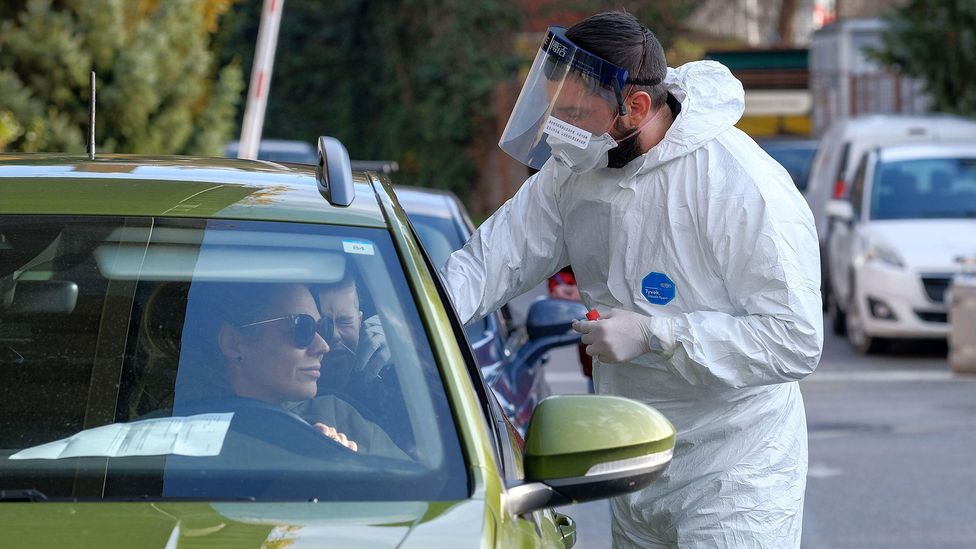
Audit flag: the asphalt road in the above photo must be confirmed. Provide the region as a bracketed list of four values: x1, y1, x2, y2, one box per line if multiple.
[802, 330, 976, 548]
[509, 288, 976, 548]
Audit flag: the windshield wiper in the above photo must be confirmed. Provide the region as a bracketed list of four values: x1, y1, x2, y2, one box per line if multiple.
[0, 489, 49, 502]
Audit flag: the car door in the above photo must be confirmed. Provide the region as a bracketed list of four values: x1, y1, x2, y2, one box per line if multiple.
[482, 376, 574, 548]
[437, 267, 571, 547]
[830, 152, 871, 308]
[404, 214, 571, 547]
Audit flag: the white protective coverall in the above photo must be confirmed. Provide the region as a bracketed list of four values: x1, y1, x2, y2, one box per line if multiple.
[442, 60, 823, 548]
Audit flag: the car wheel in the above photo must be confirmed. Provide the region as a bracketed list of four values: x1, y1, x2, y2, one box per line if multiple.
[828, 286, 846, 336]
[846, 277, 886, 355]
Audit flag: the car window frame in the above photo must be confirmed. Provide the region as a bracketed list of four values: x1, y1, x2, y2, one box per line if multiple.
[402, 219, 513, 479]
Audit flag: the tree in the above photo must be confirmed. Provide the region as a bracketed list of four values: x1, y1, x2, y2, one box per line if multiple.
[220, 0, 520, 200]
[869, 0, 976, 117]
[0, 0, 243, 154]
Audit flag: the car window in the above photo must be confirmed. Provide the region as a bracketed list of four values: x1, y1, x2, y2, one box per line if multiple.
[850, 154, 869, 218]
[762, 143, 816, 192]
[870, 157, 976, 220]
[406, 212, 491, 342]
[0, 215, 466, 502]
[834, 141, 852, 198]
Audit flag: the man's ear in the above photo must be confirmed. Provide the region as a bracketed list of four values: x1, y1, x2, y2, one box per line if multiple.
[218, 323, 244, 360]
[625, 90, 653, 124]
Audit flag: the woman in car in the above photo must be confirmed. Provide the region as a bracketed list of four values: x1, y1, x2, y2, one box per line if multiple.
[176, 282, 404, 456]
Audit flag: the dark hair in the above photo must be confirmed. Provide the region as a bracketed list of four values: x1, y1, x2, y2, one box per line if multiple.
[175, 282, 292, 402]
[315, 272, 357, 300]
[567, 11, 668, 110]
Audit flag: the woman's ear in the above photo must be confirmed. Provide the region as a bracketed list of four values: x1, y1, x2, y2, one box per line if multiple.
[218, 323, 243, 362]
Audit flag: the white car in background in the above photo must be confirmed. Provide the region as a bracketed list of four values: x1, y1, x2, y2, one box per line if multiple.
[826, 142, 976, 353]
[805, 115, 976, 306]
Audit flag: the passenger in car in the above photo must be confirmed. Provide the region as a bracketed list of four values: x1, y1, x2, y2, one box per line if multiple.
[177, 282, 403, 456]
[288, 275, 413, 453]
[308, 273, 392, 397]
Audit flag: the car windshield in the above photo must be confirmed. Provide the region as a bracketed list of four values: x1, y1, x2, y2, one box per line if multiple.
[0, 215, 466, 502]
[761, 141, 816, 192]
[870, 157, 976, 220]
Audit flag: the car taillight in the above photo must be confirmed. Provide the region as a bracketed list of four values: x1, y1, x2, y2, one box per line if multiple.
[832, 178, 846, 199]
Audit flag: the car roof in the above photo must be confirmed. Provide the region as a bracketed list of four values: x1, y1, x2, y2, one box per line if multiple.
[758, 138, 818, 149]
[833, 114, 976, 138]
[393, 185, 462, 221]
[877, 141, 976, 162]
[0, 154, 387, 227]
[224, 139, 315, 153]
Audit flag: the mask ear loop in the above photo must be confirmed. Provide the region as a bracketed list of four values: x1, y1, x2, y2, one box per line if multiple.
[605, 26, 664, 143]
[605, 27, 657, 137]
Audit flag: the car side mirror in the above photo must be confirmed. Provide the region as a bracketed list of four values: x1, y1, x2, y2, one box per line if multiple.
[509, 299, 588, 368]
[826, 199, 854, 223]
[525, 298, 588, 340]
[507, 395, 675, 515]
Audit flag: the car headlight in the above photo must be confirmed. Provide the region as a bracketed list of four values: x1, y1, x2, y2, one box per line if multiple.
[863, 238, 905, 269]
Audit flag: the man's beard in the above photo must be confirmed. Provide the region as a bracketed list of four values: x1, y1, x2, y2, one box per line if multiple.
[607, 121, 643, 168]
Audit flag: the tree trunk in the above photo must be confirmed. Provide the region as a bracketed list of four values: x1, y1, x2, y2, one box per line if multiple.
[777, 0, 799, 45]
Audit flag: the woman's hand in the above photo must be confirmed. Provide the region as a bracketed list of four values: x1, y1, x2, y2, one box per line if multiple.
[312, 422, 359, 452]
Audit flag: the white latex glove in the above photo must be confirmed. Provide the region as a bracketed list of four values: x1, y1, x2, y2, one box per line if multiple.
[572, 307, 655, 363]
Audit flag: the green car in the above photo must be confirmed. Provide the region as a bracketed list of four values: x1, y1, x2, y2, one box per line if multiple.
[0, 138, 675, 547]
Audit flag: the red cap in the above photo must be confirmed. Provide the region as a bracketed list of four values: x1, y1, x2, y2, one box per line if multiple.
[586, 309, 601, 321]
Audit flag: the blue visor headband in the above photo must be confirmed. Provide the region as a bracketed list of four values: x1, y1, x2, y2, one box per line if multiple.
[542, 26, 630, 113]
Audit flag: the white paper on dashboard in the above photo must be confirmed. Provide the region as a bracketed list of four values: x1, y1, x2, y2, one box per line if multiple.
[8, 413, 234, 460]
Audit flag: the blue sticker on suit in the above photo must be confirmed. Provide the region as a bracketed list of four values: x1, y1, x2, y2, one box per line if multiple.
[641, 272, 675, 305]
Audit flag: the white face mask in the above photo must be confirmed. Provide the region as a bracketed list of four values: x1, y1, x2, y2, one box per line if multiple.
[546, 132, 617, 174]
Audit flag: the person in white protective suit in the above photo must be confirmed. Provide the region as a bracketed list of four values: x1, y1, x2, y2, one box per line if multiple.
[442, 11, 823, 549]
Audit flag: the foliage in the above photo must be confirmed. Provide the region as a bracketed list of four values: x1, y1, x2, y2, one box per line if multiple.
[0, 0, 243, 155]
[220, 0, 520, 198]
[869, 0, 976, 116]
[569, 0, 697, 51]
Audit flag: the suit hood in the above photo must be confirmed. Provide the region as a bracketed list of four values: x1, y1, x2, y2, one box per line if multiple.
[637, 61, 745, 171]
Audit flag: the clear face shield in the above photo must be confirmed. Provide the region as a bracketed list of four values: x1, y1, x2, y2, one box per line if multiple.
[499, 26, 630, 171]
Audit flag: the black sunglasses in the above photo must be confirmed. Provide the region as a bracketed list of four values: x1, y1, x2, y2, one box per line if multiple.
[238, 314, 335, 348]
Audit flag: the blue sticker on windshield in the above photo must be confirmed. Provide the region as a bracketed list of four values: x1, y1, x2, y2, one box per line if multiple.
[641, 272, 675, 305]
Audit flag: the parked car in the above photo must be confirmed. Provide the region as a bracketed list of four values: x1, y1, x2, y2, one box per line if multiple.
[394, 185, 550, 433]
[758, 138, 818, 192]
[0, 140, 675, 546]
[224, 139, 400, 176]
[825, 141, 976, 353]
[224, 139, 317, 164]
[804, 114, 976, 305]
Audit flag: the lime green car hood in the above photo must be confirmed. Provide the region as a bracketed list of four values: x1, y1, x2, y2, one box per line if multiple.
[1, 500, 487, 547]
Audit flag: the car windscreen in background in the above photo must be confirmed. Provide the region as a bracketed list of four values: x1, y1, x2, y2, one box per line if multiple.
[0, 215, 466, 502]
[870, 158, 976, 220]
[762, 142, 817, 192]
